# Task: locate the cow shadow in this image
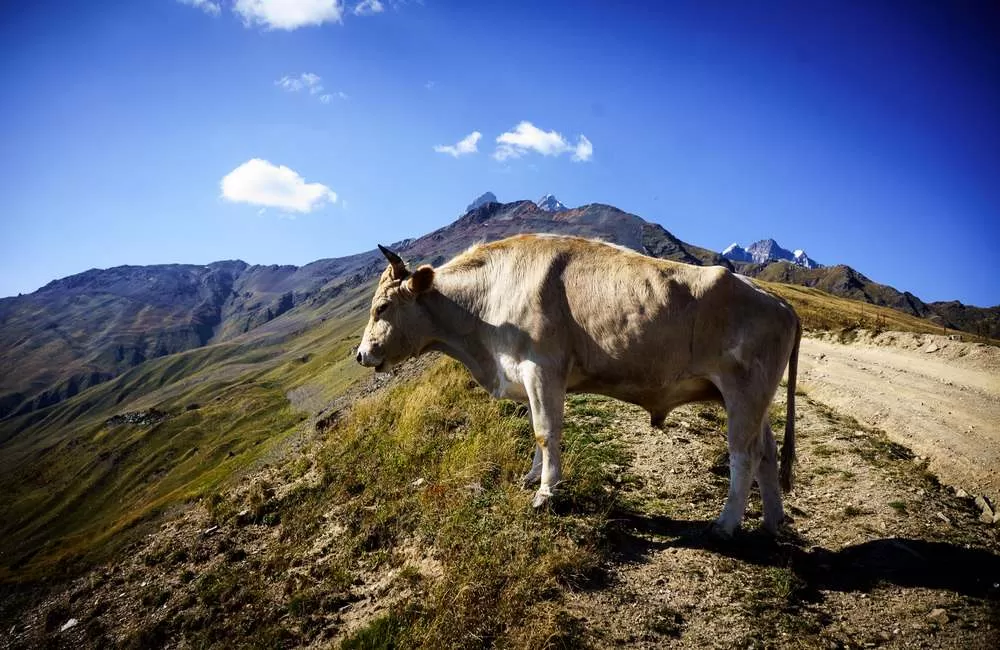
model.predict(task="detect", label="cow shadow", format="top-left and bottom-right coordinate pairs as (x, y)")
top-left (604, 510), bottom-right (1000, 600)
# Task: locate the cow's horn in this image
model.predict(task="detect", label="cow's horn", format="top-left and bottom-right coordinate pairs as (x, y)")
top-left (377, 244), bottom-right (408, 278)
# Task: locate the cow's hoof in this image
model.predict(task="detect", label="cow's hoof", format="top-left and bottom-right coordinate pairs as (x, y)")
top-left (762, 517), bottom-right (786, 536)
top-left (531, 488), bottom-right (554, 509)
top-left (707, 520), bottom-right (737, 540)
top-left (520, 471), bottom-right (542, 489)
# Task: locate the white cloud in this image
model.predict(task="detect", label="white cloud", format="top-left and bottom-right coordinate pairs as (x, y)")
top-left (434, 131), bottom-right (482, 158)
top-left (493, 121), bottom-right (593, 162)
top-left (179, 0), bottom-right (222, 15)
top-left (318, 91), bottom-right (348, 104)
top-left (276, 74), bottom-right (347, 105)
top-left (233, 0), bottom-right (344, 30)
top-left (424, 80), bottom-right (435, 90)
top-left (572, 135), bottom-right (593, 162)
top-left (276, 72), bottom-right (323, 94)
top-left (221, 159), bottom-right (337, 213)
top-left (353, 0), bottom-right (384, 15)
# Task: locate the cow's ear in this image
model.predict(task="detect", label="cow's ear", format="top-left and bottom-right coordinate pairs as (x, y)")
top-left (405, 265), bottom-right (435, 295)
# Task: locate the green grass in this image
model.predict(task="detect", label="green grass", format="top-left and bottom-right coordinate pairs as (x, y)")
top-left (342, 614), bottom-right (406, 650)
top-left (310, 362), bottom-right (625, 647)
top-left (83, 359), bottom-right (628, 648)
top-left (0, 298), bottom-right (371, 582)
top-left (811, 444), bottom-right (837, 458)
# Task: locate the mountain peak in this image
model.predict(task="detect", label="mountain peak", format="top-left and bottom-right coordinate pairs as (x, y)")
top-left (722, 238), bottom-right (821, 269)
top-left (466, 191), bottom-right (498, 212)
top-left (722, 242), bottom-right (745, 257)
top-left (536, 194), bottom-right (569, 213)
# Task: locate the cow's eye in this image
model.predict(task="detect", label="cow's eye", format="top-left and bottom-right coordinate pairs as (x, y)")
top-left (374, 303), bottom-right (389, 317)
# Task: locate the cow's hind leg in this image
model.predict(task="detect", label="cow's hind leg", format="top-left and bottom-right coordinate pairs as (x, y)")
top-left (756, 421), bottom-right (785, 534)
top-left (715, 399), bottom-right (766, 537)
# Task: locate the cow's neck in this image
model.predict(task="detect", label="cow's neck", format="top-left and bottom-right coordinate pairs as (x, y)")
top-left (418, 276), bottom-right (500, 391)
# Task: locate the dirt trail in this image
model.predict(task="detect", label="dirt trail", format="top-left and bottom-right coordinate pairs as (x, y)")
top-left (798, 332), bottom-right (1000, 503)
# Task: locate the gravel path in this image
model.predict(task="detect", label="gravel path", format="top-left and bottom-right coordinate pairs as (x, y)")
top-left (799, 332), bottom-right (1000, 503)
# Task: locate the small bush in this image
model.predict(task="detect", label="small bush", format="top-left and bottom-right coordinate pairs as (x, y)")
top-left (341, 613), bottom-right (405, 650)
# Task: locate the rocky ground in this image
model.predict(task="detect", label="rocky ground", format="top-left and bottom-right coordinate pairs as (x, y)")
top-left (564, 391), bottom-right (999, 648)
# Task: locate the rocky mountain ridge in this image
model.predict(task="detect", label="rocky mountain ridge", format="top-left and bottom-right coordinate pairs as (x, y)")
top-left (465, 191), bottom-right (497, 212)
top-left (723, 238), bottom-right (821, 268)
top-left (536, 193), bottom-right (569, 212)
top-left (0, 197), bottom-right (994, 420)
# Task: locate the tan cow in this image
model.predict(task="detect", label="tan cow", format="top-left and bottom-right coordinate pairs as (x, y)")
top-left (356, 234), bottom-right (802, 536)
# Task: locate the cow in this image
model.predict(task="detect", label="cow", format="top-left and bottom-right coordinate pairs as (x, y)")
top-left (356, 234), bottom-right (802, 536)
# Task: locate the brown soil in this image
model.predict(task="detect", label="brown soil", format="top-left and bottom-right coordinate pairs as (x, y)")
top-left (564, 375), bottom-right (1000, 648)
top-left (800, 330), bottom-right (1000, 504)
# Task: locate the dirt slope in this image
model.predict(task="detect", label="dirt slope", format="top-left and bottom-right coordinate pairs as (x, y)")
top-left (798, 331), bottom-right (1000, 503)
top-left (562, 387), bottom-right (999, 648)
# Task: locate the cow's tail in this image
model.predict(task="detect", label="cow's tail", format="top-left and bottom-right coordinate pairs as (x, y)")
top-left (779, 319), bottom-right (802, 493)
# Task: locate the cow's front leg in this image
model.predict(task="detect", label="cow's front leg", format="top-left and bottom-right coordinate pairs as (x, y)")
top-left (521, 443), bottom-right (543, 488)
top-left (523, 363), bottom-right (566, 508)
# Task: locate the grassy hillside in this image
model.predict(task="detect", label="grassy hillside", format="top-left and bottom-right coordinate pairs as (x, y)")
top-left (0, 281), bottom-right (373, 582)
top-left (0, 254), bottom-right (383, 420)
top-left (2, 359), bottom-right (629, 647)
top-left (741, 262), bottom-right (934, 319)
top-left (762, 281), bottom-right (961, 337)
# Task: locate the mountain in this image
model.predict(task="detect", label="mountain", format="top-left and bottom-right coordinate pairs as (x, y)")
top-left (925, 301), bottom-right (1000, 340)
top-left (0, 253), bottom-right (389, 420)
top-left (465, 191), bottom-right (497, 212)
top-left (721, 242), bottom-right (752, 262)
top-left (738, 262), bottom-right (936, 317)
top-left (536, 194), bottom-right (569, 212)
top-left (723, 238), bottom-right (821, 268)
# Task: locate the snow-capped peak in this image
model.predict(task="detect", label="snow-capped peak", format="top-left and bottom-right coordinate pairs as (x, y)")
top-left (721, 242), bottom-right (752, 262)
top-left (721, 239), bottom-right (822, 268)
top-left (536, 194), bottom-right (569, 213)
top-left (792, 249), bottom-right (821, 269)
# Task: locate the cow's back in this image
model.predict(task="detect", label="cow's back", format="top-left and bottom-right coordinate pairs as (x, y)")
top-left (451, 235), bottom-right (795, 398)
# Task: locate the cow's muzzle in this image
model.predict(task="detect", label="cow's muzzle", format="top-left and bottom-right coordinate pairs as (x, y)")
top-left (355, 344), bottom-right (384, 369)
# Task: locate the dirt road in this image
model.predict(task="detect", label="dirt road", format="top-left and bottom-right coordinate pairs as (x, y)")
top-left (798, 331), bottom-right (1000, 503)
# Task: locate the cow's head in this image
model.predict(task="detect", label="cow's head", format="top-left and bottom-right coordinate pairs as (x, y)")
top-left (355, 245), bottom-right (435, 371)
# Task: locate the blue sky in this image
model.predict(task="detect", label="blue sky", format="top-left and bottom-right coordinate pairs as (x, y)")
top-left (1, 1), bottom-right (998, 306)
